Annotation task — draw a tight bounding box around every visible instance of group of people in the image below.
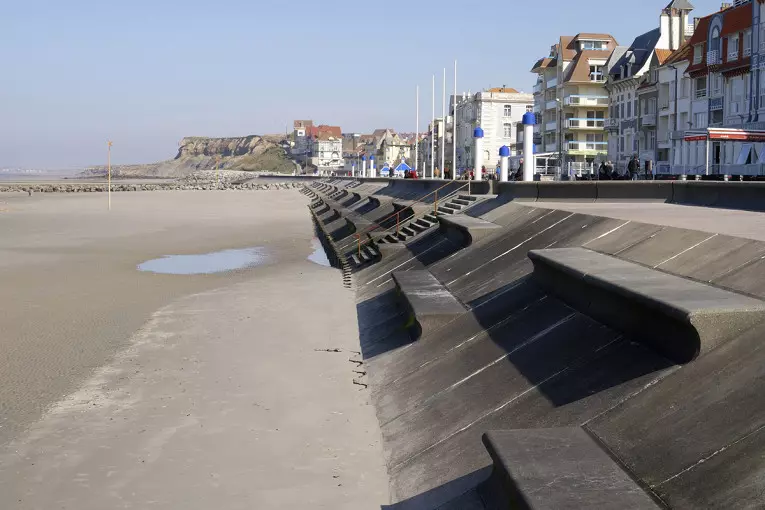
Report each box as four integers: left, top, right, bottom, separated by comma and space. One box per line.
597, 156, 654, 181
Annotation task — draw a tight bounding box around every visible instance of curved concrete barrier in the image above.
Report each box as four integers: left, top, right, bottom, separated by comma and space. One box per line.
495, 182, 539, 202
529, 248, 765, 363
673, 181, 765, 212
537, 182, 597, 202
596, 182, 673, 202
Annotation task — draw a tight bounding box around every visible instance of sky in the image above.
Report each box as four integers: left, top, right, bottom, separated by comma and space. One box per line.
2, 0, 724, 168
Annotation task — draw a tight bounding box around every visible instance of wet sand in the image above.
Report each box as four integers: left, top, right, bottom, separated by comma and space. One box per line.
0, 190, 388, 508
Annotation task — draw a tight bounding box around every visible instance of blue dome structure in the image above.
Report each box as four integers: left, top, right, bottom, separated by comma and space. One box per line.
522, 112, 536, 125
370, 155, 375, 160
361, 155, 367, 161
499, 146, 510, 157
473, 127, 485, 138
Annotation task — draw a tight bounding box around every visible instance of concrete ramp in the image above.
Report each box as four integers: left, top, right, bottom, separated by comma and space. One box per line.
479, 429, 660, 510
392, 271, 466, 337
529, 247, 765, 363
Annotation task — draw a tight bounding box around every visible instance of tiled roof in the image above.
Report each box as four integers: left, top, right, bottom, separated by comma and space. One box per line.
655, 49, 674, 65
531, 57, 553, 72
487, 87, 519, 93
565, 49, 614, 83
686, 0, 751, 75
575, 33, 616, 40
664, 42, 692, 65
609, 28, 661, 80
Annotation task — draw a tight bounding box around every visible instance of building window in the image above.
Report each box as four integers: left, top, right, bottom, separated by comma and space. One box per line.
694, 112, 708, 128
503, 123, 513, 137
695, 76, 708, 98
589, 65, 604, 82
693, 44, 703, 65
526, 105, 534, 113
648, 130, 656, 150
503, 105, 512, 117
744, 30, 752, 57
582, 40, 606, 50
619, 137, 625, 152
627, 101, 632, 118
729, 34, 739, 61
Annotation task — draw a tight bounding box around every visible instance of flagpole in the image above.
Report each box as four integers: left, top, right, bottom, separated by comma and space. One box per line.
415, 85, 419, 174
441, 68, 446, 180
453, 60, 457, 180
431, 74, 435, 179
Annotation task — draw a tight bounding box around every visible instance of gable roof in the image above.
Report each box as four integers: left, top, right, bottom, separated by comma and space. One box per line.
655, 49, 674, 65
609, 28, 662, 80
664, 0, 694, 11
664, 42, 692, 65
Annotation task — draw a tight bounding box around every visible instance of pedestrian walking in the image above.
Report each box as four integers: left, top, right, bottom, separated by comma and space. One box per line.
628, 156, 640, 181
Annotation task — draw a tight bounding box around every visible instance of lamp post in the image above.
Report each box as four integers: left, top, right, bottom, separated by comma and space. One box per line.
107, 140, 112, 211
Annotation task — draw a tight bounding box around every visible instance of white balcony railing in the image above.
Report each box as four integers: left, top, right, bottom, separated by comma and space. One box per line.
707, 50, 720, 65
547, 77, 558, 88
685, 25, 694, 36
545, 121, 557, 132
729, 50, 739, 61
695, 88, 708, 99
564, 95, 609, 107
744, 47, 752, 57
567, 118, 605, 129
545, 100, 558, 111
567, 141, 608, 152
642, 114, 657, 126
533, 82, 544, 94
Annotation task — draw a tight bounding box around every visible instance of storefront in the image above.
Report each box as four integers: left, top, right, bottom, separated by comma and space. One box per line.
680, 128, 765, 175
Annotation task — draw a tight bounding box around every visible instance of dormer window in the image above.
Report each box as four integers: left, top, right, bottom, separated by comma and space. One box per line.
581, 40, 607, 50
729, 33, 740, 61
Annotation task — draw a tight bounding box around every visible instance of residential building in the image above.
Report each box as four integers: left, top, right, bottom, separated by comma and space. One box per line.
606, 0, 693, 168
681, 0, 759, 173
291, 120, 314, 157
312, 133, 343, 169
454, 88, 533, 172
532, 33, 617, 174
636, 49, 674, 167
378, 132, 413, 169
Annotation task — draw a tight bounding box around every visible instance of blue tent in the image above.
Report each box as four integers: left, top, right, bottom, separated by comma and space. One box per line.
380, 165, 391, 176
394, 161, 412, 172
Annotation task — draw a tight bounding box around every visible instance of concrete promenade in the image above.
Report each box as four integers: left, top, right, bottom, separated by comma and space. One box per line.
0, 191, 388, 509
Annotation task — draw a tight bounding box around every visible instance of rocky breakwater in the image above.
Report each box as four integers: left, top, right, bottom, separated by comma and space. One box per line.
0, 180, 304, 194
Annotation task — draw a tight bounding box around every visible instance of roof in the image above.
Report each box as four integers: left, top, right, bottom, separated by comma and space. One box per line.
609, 28, 662, 81
565, 49, 614, 83
606, 46, 629, 74
531, 57, 553, 72
686, 0, 751, 76
308, 125, 341, 139
664, 0, 694, 11
575, 32, 616, 40
664, 42, 692, 66
655, 49, 674, 65
487, 87, 519, 93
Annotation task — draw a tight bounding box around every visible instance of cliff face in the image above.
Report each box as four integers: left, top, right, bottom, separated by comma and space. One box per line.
81, 135, 294, 178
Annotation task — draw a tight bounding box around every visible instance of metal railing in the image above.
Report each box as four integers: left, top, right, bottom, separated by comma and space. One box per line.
352, 180, 471, 256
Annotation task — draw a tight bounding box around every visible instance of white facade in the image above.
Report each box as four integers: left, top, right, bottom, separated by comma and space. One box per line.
454, 90, 533, 172
657, 59, 691, 172
312, 138, 343, 168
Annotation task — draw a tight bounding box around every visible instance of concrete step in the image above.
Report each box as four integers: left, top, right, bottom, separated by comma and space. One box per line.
360, 250, 371, 262
443, 202, 463, 211
437, 207, 455, 215
424, 214, 438, 223
410, 223, 428, 233
458, 194, 477, 202
351, 254, 361, 266
478, 429, 661, 509
401, 227, 416, 237
451, 198, 471, 206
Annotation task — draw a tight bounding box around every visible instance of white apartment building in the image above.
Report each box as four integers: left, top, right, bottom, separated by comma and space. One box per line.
606, 1, 693, 168
656, 50, 692, 172
532, 33, 617, 173
312, 135, 343, 168
454, 88, 533, 172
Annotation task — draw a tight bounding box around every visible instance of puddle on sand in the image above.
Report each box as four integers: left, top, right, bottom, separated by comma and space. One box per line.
307, 238, 331, 267
138, 247, 268, 275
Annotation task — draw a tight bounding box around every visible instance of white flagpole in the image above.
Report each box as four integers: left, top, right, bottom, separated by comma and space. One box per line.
431, 74, 435, 179
453, 60, 457, 180
441, 67, 446, 180
415, 85, 419, 174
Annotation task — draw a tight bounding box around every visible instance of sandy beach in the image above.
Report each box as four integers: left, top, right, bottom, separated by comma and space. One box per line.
0, 190, 388, 509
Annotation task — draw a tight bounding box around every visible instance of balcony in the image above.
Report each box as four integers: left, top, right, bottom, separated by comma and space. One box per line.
670, 130, 686, 140
744, 47, 752, 57
695, 88, 708, 99
564, 95, 609, 107
685, 25, 694, 37
567, 141, 608, 154
707, 50, 720, 65
545, 121, 557, 132
728, 50, 739, 61
544, 143, 558, 153
547, 77, 558, 88
546, 100, 558, 111
642, 114, 657, 126
533, 82, 544, 94
605, 118, 619, 132
567, 118, 605, 129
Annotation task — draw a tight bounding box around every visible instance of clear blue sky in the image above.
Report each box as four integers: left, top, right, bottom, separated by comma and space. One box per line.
2, 0, 722, 168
